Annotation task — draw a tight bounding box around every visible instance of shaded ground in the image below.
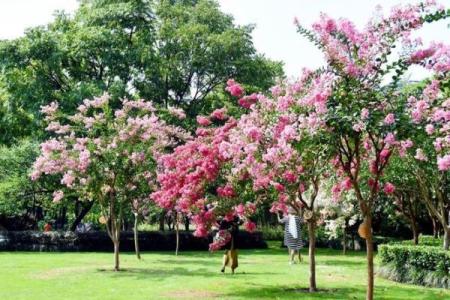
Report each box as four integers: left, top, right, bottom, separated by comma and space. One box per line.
1, 242, 448, 300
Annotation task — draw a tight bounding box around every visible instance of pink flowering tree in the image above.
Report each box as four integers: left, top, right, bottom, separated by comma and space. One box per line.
32, 94, 188, 270
220, 72, 336, 291
152, 109, 258, 251
402, 48, 450, 248
293, 2, 449, 299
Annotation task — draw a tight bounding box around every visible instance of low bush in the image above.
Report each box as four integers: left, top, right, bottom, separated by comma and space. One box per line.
378, 243, 450, 288
399, 235, 443, 247
260, 225, 284, 241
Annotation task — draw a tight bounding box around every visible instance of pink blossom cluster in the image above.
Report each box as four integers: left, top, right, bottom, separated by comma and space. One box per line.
209, 229, 231, 251
32, 95, 189, 205
301, 2, 444, 79
225, 79, 244, 98
167, 106, 186, 120
151, 118, 244, 237
407, 47, 450, 170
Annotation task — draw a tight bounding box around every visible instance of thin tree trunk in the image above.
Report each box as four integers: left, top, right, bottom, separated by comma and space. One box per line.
365, 216, 374, 300
113, 238, 120, 271
134, 213, 141, 260
444, 227, 450, 250
432, 217, 438, 238
343, 227, 347, 255
411, 221, 419, 245
159, 211, 165, 231
175, 213, 180, 256
184, 216, 189, 232
307, 220, 317, 292
107, 191, 121, 272
108, 212, 120, 271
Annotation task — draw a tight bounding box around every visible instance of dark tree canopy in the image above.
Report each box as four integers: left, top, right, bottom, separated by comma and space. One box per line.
0, 0, 283, 143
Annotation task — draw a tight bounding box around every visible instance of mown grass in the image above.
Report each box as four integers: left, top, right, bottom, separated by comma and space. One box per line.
1, 242, 449, 300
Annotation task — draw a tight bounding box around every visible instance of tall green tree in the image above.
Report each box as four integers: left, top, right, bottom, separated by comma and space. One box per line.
0, 0, 283, 141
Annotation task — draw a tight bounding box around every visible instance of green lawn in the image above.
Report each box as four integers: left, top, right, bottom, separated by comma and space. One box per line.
1, 242, 448, 300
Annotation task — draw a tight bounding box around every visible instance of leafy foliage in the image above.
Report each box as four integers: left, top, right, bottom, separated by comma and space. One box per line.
379, 242, 450, 288
0, 0, 283, 140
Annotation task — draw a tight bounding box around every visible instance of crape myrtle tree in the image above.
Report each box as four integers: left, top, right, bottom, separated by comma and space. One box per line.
151, 108, 258, 243
0, 0, 283, 138
293, 2, 449, 299
403, 47, 450, 248
219, 76, 333, 292
154, 72, 333, 290
31, 94, 189, 270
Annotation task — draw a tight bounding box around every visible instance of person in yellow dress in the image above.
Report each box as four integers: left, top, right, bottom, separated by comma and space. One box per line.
219, 216, 241, 274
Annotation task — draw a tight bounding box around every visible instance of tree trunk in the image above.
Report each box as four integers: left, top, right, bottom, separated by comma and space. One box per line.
307, 220, 317, 292
432, 217, 438, 238
134, 213, 141, 260
444, 227, 450, 250
114, 239, 120, 271
184, 216, 190, 232
365, 216, 374, 300
106, 192, 121, 272
411, 221, 419, 245
70, 201, 94, 231
175, 219, 180, 256
56, 206, 67, 230
342, 227, 347, 255
159, 211, 165, 231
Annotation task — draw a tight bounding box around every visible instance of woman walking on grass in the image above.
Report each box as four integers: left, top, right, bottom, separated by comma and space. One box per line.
218, 216, 241, 274
278, 206, 303, 265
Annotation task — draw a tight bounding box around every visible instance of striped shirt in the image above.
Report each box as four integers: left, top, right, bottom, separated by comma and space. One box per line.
280, 215, 303, 250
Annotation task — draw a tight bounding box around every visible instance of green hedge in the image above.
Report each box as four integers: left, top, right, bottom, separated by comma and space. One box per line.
400, 235, 443, 247
378, 244, 450, 288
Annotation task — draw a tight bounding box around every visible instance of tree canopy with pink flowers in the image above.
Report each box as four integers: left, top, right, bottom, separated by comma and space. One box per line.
32, 94, 189, 270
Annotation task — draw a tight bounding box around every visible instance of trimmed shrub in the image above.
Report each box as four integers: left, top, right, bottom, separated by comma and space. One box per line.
400, 235, 443, 247
378, 244, 450, 288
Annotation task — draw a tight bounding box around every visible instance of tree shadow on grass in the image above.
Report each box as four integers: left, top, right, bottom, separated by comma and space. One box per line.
318, 259, 365, 267
224, 284, 363, 299
239, 248, 369, 259
374, 280, 450, 300
97, 266, 219, 281
97, 266, 278, 281
225, 282, 450, 300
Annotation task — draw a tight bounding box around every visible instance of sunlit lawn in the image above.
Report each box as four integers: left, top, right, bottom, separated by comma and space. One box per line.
1, 242, 449, 300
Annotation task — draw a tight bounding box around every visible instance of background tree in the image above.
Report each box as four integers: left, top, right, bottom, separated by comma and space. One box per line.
383, 155, 429, 245
31, 94, 188, 270
0, 0, 283, 139
402, 74, 450, 249
321, 189, 361, 254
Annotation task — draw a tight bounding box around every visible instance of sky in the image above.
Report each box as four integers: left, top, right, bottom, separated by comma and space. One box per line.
0, 0, 449, 79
